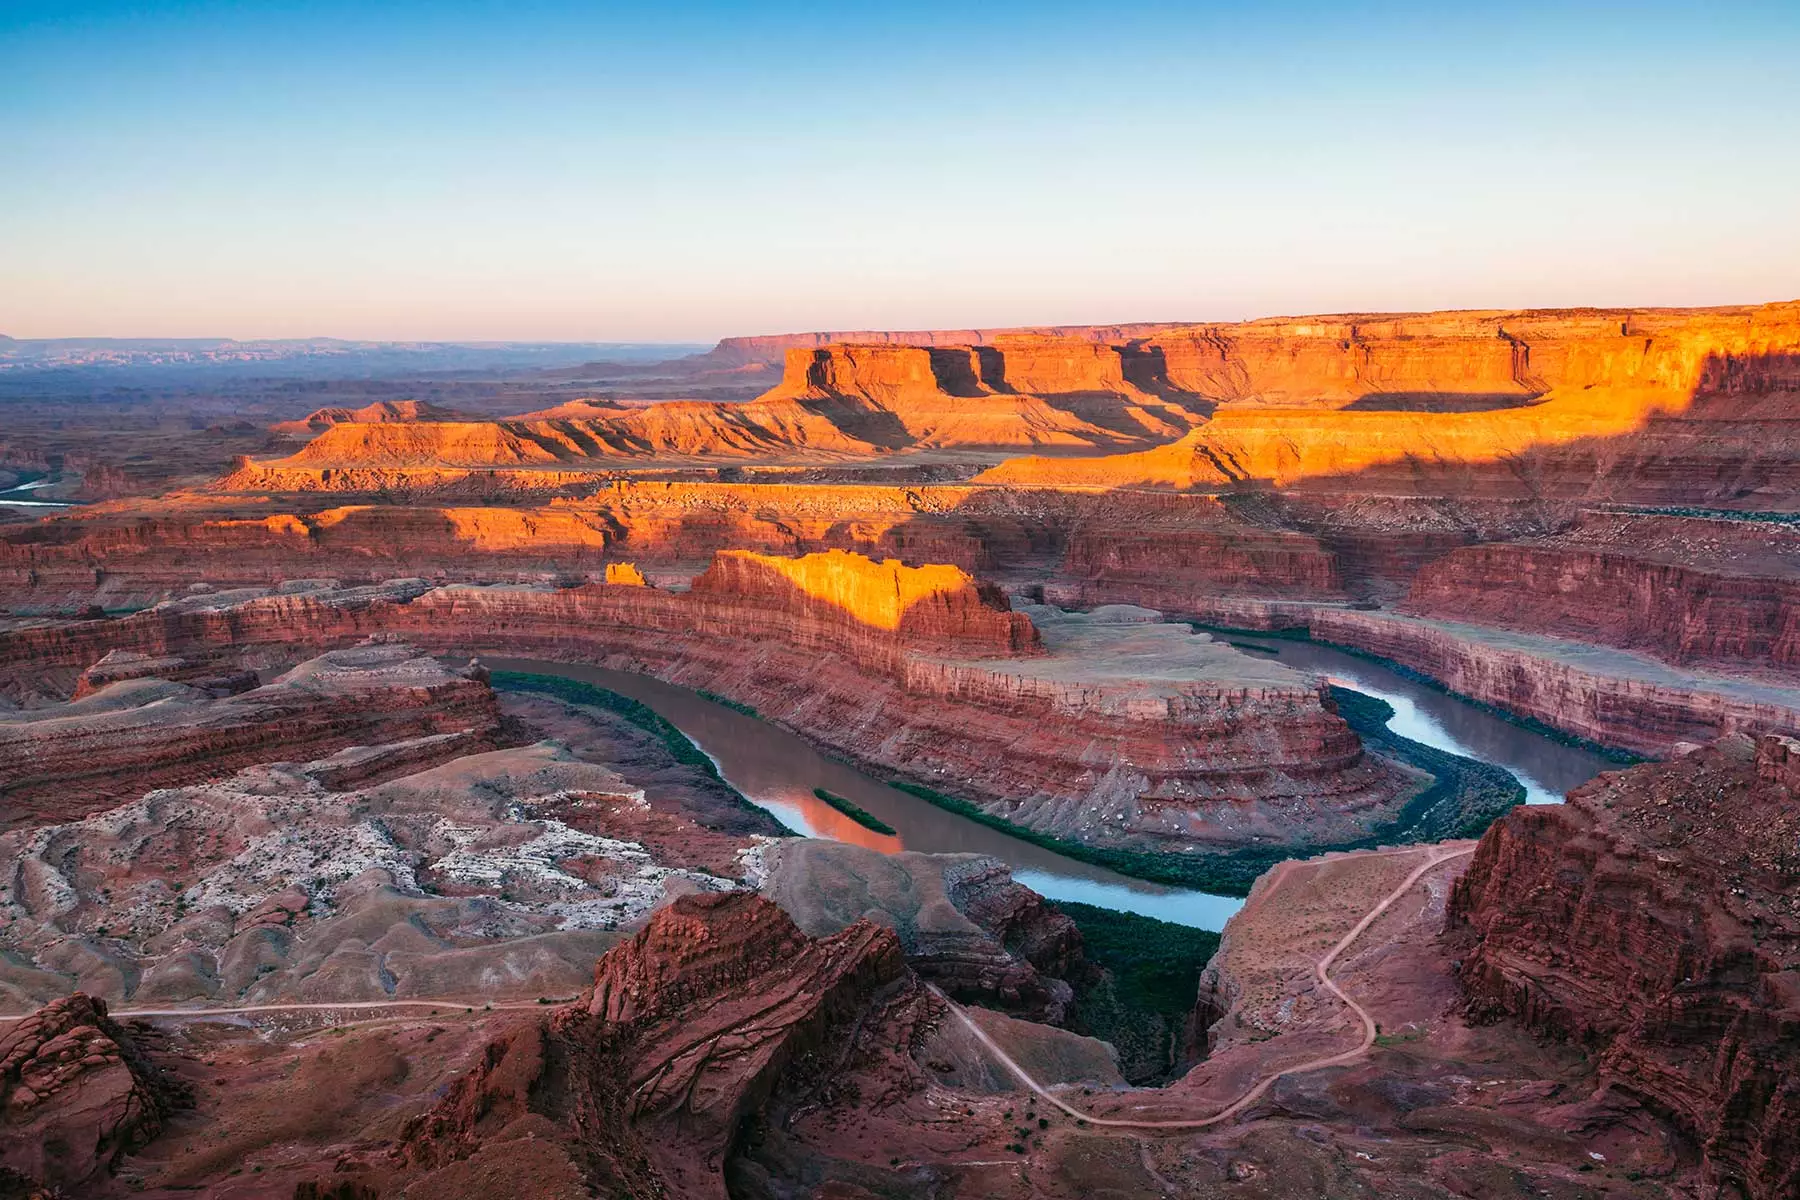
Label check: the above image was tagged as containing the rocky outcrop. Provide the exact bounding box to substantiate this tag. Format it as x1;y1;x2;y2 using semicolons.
231;303;1800;491
0;643;501;828
689;548;1040;662
759;339;1203;446
680;320;1190;371
71;649;257;698
0;993;188;1193
1297;608;1800;756
398;892;910;1200
269;399;462;435
760;840;1082;1021
979;301;1800;500
0;738;738;1008
1447;735;1800;1199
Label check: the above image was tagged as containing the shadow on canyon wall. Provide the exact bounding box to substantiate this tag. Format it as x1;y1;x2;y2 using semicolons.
1340;390;1545;411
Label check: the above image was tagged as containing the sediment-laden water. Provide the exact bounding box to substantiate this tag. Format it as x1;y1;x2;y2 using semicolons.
485;640;1615;929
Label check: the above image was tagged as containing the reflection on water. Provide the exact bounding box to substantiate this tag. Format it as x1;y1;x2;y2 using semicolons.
484;657;1247;929
1222;634;1616;805
485;634;1614;930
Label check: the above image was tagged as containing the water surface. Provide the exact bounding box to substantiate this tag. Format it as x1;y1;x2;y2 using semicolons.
1220;633;1615;804
486;657;1247;929
485;634;1617;930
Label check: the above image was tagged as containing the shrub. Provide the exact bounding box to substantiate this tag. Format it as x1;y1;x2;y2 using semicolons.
812;787;897;836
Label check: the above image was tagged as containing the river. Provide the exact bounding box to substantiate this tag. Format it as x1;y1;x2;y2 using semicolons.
1217;633;1617;806
485;637;1615;931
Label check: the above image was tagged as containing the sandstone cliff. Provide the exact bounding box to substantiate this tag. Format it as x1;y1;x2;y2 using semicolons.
1403;513;1800;674
690;547;1040;659
979;301;1800;500
760;840;1082;1021
1149;597;1800;758
269;399;462;436
1448;735;1800;1199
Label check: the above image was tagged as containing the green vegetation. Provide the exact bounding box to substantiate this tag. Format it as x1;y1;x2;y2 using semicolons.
885;779;1278;896
1055;900;1220;1018
889;683;1527;898
1058;898;1220;1083
1191;621;1643;764
1327;683;1527;841
697;689;760;717
811;787;897;836
489;670;796;835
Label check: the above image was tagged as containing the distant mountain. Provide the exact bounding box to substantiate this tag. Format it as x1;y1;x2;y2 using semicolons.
0;338;707;381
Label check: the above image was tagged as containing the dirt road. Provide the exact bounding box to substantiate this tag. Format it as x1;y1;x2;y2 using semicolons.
935;842;1476;1130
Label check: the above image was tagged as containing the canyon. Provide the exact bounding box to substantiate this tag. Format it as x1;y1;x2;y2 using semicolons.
2;300;1797;1198
0;554;1462;879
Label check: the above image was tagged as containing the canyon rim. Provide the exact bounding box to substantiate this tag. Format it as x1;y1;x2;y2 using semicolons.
6;4;1800;1197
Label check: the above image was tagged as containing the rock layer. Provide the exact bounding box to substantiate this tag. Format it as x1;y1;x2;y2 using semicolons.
1403;513;1800;672
1149;597;1800;758
760;840;1082;1021
0;643;500;829
0;554;1409;858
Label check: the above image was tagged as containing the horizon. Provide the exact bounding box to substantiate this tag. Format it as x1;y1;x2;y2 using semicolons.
6;2;1799;342
8;293;1800;349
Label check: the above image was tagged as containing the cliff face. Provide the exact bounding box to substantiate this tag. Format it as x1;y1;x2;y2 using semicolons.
1297;608;1800;756
687;320;1191;369
1404;515;1800;673
978;302;1800;499
1447;735;1800;1199
0;643;500;829
400;892;910;1200
269;399;461;436
0;553;1409;859
760;840;1083;1022
1161;597;1800;758
690;547;1040;657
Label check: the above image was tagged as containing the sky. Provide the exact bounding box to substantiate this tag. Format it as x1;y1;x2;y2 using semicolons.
4;1;1799;342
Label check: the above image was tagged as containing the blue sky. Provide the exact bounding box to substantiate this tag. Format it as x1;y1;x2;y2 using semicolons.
4;1;1798;340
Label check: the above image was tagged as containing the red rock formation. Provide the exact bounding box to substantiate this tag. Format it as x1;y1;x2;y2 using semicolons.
1404;514;1800;673
0;555;1407;857
762;840;1083;1021
688;547;1040;661
1448;735;1800;1199
1058;493;1345;601
71;649;257;698
0;993;188;1193
0;482;1397;615
399;892;909;1200
1165;597;1800;757
980;302;1800;499
674;320;1193;371
270;399;462;435
0;643;500;828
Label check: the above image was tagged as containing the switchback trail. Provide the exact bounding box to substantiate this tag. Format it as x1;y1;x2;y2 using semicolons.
934;842;1477;1131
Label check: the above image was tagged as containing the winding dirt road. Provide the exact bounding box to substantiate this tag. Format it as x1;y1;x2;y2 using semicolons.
4;838;1472;1143
934;842;1476;1131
